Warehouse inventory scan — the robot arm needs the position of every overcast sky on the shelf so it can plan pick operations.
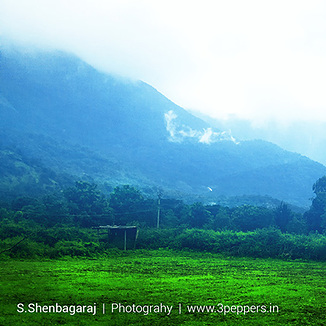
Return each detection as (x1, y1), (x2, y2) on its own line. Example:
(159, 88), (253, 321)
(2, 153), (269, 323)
(1, 0), (326, 127)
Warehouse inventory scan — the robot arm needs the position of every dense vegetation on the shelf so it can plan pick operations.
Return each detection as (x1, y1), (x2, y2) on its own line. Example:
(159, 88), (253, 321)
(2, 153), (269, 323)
(1, 177), (326, 261)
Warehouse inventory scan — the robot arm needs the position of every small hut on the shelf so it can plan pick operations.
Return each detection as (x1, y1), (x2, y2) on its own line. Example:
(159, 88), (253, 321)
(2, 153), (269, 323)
(92, 225), (138, 250)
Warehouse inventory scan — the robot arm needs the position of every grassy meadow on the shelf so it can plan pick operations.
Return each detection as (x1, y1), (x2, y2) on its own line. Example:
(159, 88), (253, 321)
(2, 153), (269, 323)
(0, 249), (325, 325)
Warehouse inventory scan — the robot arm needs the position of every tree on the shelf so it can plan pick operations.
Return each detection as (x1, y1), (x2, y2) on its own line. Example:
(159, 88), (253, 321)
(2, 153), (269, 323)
(313, 176), (326, 194)
(41, 193), (70, 225)
(304, 176), (326, 233)
(274, 202), (293, 232)
(207, 206), (232, 231)
(305, 194), (326, 233)
(188, 202), (212, 228)
(109, 185), (154, 226)
(64, 181), (113, 227)
(231, 205), (274, 231)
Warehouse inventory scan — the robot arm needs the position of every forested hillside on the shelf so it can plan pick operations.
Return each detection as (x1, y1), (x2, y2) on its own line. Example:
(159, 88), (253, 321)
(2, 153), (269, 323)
(1, 48), (326, 207)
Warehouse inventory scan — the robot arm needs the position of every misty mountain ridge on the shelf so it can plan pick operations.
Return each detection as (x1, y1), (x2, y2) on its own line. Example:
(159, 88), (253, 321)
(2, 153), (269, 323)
(192, 111), (326, 167)
(1, 46), (325, 207)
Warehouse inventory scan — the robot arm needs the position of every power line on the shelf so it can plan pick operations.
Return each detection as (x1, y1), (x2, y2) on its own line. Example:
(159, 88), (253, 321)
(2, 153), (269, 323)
(10, 209), (157, 218)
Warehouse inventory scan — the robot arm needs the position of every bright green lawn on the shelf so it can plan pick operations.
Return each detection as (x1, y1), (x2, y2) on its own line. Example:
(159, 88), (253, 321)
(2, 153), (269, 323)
(0, 250), (325, 325)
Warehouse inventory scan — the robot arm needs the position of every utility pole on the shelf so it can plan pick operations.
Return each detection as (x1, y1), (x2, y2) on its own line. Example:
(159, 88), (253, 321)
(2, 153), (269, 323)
(157, 190), (162, 229)
(124, 229), (127, 251)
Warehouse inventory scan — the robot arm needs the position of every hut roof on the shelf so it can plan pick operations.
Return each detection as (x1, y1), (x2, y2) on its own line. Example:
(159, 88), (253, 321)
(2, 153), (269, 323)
(92, 225), (137, 229)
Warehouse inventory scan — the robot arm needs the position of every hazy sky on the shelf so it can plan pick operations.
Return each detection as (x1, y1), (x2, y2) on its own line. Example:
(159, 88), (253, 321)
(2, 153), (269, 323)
(1, 0), (326, 126)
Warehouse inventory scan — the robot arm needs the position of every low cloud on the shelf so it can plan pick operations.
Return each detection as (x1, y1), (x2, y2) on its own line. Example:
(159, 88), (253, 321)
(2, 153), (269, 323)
(2, 1), (326, 127)
(164, 110), (237, 144)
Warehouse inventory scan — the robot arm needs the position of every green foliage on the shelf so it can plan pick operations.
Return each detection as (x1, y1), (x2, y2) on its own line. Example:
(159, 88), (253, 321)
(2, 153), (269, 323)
(136, 228), (180, 249)
(64, 181), (113, 227)
(109, 185), (156, 226)
(0, 207), (11, 220)
(286, 214), (307, 234)
(53, 240), (99, 257)
(161, 199), (190, 228)
(110, 185), (144, 210)
(12, 196), (39, 211)
(231, 205), (275, 231)
(175, 229), (218, 251)
(188, 202), (212, 228)
(1, 214), (326, 260)
(305, 176), (326, 233)
(205, 205), (232, 230)
(137, 228), (326, 261)
(313, 175), (326, 194)
(1, 179), (326, 260)
(274, 202), (293, 232)
(1, 237), (46, 258)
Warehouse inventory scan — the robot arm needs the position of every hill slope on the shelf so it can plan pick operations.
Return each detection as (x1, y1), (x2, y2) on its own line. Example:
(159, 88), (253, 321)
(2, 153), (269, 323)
(1, 47), (325, 206)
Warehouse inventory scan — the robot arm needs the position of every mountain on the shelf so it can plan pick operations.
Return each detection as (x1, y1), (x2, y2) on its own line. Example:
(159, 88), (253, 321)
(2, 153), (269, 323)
(1, 46), (325, 207)
(192, 112), (326, 167)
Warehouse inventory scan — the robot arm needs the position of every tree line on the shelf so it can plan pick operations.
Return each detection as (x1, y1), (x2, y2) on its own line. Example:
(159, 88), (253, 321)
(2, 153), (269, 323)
(1, 177), (326, 260)
(0, 176), (326, 234)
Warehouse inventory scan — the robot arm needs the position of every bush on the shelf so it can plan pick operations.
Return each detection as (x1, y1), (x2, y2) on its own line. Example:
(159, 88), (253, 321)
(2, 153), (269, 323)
(138, 228), (326, 261)
(0, 237), (47, 258)
(54, 240), (99, 257)
(136, 228), (180, 249)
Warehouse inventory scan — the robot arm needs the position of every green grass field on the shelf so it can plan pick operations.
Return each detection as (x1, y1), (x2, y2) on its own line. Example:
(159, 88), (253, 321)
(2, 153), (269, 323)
(0, 250), (325, 325)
